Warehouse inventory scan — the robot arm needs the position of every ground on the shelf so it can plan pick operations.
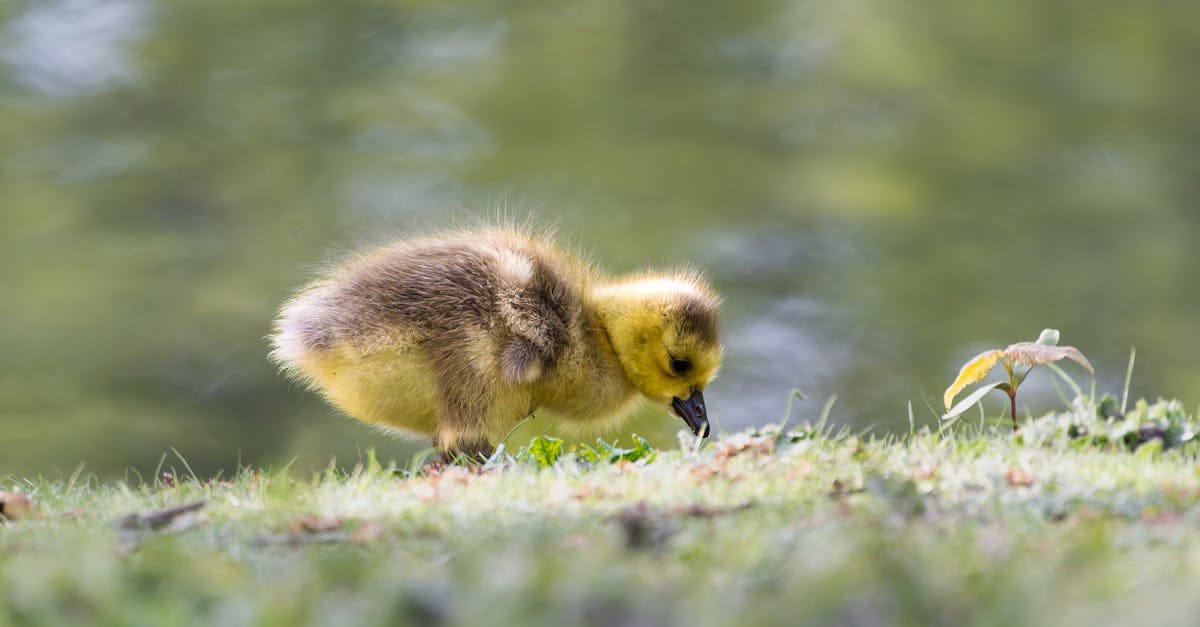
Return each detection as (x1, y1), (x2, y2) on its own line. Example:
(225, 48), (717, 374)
(2, 395), (1199, 627)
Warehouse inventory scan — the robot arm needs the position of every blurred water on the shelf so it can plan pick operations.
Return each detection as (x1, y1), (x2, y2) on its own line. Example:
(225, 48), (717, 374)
(2, 0), (145, 95)
(2, 0), (1199, 477)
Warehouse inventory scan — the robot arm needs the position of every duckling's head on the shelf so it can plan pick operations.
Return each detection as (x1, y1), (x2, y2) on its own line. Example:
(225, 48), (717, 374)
(595, 273), (723, 437)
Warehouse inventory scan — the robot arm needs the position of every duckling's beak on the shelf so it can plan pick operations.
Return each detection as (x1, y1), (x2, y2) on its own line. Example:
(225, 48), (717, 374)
(671, 390), (709, 438)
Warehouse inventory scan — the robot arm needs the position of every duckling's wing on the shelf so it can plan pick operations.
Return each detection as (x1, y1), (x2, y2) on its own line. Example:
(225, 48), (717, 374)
(494, 261), (578, 385)
(499, 339), (542, 385)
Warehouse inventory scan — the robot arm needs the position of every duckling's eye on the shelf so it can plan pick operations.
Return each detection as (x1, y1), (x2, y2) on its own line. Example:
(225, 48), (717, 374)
(670, 357), (692, 375)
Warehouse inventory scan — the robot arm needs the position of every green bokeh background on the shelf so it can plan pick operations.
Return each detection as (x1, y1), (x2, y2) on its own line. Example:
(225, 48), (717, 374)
(3, 0), (1198, 477)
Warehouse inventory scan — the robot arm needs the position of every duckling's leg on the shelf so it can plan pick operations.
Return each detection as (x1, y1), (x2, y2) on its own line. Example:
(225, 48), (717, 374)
(432, 404), (495, 464)
(434, 433), (494, 464)
(424, 333), (500, 463)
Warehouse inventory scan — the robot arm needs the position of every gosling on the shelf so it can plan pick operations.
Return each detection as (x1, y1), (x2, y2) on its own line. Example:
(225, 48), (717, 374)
(269, 227), (722, 461)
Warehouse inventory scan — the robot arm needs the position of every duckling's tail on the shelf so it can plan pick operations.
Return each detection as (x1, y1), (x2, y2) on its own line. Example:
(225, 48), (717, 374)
(268, 284), (335, 388)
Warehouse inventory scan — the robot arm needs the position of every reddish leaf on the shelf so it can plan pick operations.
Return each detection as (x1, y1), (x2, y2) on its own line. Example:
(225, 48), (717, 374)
(1004, 342), (1094, 374)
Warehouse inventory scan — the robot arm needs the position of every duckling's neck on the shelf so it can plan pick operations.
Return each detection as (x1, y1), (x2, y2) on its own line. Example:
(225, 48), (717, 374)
(589, 285), (636, 354)
(526, 303), (634, 424)
(589, 302), (621, 362)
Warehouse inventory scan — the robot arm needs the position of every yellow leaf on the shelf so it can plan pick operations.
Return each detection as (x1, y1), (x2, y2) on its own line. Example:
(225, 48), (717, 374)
(944, 349), (1004, 409)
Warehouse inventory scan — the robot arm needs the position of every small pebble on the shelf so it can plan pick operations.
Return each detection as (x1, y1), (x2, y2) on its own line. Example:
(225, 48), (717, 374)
(0, 492), (34, 520)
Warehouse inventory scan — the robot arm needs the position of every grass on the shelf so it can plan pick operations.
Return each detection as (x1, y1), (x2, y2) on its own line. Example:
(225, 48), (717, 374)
(3, 395), (1200, 627)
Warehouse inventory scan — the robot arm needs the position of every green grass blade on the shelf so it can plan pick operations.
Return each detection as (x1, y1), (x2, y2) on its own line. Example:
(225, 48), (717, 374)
(779, 388), (807, 434)
(1044, 362), (1082, 398)
(815, 394), (838, 434)
(169, 447), (199, 483)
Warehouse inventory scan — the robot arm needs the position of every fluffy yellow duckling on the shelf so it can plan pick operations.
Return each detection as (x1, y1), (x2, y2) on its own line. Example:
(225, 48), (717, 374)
(270, 227), (722, 460)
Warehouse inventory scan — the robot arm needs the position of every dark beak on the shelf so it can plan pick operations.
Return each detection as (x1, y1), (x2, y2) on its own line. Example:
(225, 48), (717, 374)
(671, 389), (710, 438)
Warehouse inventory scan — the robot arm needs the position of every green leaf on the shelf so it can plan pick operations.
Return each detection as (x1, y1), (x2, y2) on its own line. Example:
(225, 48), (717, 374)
(527, 436), (563, 467)
(581, 439), (623, 464)
(942, 381), (1006, 421)
(579, 437), (657, 464)
(1096, 395), (1120, 420)
(595, 439), (620, 462)
(1135, 438), (1162, 460)
(577, 443), (602, 465)
(628, 434), (658, 464)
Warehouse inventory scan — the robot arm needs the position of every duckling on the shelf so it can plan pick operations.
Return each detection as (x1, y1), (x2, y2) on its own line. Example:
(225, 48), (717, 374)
(269, 227), (722, 461)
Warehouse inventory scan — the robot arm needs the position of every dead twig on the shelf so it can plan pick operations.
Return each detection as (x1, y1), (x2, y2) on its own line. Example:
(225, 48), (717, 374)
(120, 501), (207, 531)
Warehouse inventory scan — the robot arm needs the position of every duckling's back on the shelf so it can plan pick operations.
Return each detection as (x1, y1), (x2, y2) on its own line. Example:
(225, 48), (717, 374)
(270, 229), (589, 439)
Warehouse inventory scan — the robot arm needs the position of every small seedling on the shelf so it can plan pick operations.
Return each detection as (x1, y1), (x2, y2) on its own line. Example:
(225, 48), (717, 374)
(943, 329), (1094, 431)
(525, 436), (564, 467)
(577, 436), (657, 465)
